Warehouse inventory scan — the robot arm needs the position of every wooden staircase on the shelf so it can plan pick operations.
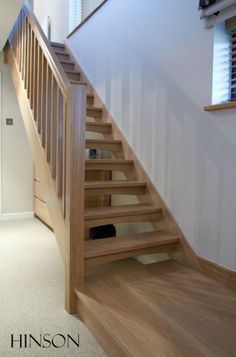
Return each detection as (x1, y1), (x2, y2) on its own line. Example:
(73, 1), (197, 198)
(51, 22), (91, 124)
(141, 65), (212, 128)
(50, 40), (201, 274)
(5, 7), (236, 356)
(5, 2), (201, 303)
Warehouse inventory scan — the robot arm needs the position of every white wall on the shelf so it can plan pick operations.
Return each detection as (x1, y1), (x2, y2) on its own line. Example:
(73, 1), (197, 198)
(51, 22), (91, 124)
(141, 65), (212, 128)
(0, 0), (24, 50)
(34, 0), (70, 42)
(82, 0), (105, 19)
(0, 53), (33, 219)
(68, 0), (236, 271)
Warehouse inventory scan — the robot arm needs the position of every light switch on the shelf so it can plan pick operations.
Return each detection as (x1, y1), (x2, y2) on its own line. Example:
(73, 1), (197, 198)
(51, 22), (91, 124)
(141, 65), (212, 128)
(6, 118), (13, 125)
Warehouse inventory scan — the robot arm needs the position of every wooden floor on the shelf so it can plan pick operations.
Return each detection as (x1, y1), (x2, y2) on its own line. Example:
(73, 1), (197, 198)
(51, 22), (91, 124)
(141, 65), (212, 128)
(76, 260), (236, 357)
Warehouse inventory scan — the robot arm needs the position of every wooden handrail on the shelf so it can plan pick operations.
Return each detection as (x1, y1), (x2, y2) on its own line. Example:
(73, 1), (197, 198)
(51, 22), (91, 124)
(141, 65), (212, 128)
(8, 2), (87, 313)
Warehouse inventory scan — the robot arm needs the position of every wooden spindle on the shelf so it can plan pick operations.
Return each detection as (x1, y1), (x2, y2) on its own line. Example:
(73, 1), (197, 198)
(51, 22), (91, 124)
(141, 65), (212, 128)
(41, 56), (47, 148)
(15, 18), (18, 63)
(50, 77), (58, 179)
(29, 29), (34, 109)
(25, 19), (29, 91)
(46, 67), (52, 162)
(22, 13), (27, 83)
(37, 46), (42, 132)
(33, 39), (38, 120)
(18, 11), (22, 71)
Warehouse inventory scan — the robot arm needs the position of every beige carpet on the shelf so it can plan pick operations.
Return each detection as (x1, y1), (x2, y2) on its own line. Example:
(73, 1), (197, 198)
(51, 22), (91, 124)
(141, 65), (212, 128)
(0, 218), (106, 356)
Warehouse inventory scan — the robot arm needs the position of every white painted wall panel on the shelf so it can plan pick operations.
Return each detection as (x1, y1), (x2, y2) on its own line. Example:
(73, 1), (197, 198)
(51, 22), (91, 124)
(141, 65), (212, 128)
(0, 0), (24, 50)
(34, 0), (70, 42)
(82, 0), (105, 19)
(68, 0), (236, 271)
(0, 53), (33, 216)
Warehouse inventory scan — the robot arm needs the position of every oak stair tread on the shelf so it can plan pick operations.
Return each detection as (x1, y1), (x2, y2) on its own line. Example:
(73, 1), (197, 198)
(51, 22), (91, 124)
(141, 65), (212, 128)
(65, 69), (81, 81)
(87, 105), (102, 109)
(86, 106), (103, 118)
(85, 180), (146, 196)
(85, 231), (179, 261)
(86, 122), (112, 134)
(65, 69), (80, 75)
(85, 159), (133, 164)
(84, 203), (162, 227)
(85, 159), (134, 172)
(54, 49), (68, 55)
(86, 139), (122, 144)
(69, 80), (87, 85)
(59, 59), (74, 65)
(85, 139), (122, 152)
(85, 181), (145, 189)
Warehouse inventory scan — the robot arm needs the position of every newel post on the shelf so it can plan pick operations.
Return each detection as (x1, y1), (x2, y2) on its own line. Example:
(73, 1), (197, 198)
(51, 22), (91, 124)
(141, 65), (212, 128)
(65, 83), (87, 313)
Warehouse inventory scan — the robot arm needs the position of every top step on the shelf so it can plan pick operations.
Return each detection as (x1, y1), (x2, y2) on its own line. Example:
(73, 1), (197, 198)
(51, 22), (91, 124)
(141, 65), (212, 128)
(51, 42), (65, 49)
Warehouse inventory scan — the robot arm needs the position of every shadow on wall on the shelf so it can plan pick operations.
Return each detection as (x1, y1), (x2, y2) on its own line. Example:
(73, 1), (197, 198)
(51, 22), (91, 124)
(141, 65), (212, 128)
(91, 42), (236, 271)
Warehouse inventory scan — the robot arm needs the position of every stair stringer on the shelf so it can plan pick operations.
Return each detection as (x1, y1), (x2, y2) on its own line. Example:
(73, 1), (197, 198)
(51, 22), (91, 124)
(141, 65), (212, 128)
(5, 43), (66, 265)
(65, 43), (202, 272)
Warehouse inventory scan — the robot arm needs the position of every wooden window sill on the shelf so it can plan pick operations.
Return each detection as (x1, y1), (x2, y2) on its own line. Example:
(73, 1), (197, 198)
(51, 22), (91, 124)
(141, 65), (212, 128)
(204, 102), (236, 111)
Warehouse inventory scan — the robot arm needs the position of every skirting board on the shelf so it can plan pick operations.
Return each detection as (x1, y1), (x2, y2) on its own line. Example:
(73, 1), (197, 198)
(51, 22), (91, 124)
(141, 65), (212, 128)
(0, 212), (34, 221)
(198, 256), (236, 290)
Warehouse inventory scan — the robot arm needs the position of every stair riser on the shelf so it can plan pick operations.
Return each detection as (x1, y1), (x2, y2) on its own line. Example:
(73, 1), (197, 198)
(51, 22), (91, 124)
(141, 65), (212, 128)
(60, 62), (75, 71)
(87, 108), (103, 118)
(85, 142), (122, 152)
(85, 186), (146, 196)
(85, 243), (179, 268)
(66, 72), (81, 81)
(86, 124), (112, 134)
(85, 211), (162, 228)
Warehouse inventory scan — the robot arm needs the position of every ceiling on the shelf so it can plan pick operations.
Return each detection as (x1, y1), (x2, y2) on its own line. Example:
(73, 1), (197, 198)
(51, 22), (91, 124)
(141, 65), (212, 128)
(0, 0), (25, 50)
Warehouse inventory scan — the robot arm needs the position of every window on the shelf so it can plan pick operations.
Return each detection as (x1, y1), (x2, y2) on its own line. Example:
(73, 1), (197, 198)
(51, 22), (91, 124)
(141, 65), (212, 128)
(227, 17), (236, 101)
(200, 3), (236, 109)
(212, 22), (231, 104)
(211, 16), (236, 105)
(69, 0), (82, 33)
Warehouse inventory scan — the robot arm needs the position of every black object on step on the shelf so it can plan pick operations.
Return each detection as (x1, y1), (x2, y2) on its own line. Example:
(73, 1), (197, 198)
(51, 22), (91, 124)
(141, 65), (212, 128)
(89, 149), (97, 159)
(89, 225), (116, 240)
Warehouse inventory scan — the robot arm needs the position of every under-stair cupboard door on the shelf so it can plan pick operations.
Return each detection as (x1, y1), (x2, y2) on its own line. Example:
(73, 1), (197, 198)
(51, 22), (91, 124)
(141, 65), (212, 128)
(33, 164), (53, 229)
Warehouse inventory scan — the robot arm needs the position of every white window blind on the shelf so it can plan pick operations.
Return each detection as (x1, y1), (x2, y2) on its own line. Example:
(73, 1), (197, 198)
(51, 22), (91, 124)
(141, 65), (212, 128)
(212, 23), (231, 104)
(69, 0), (82, 33)
(230, 31), (236, 100)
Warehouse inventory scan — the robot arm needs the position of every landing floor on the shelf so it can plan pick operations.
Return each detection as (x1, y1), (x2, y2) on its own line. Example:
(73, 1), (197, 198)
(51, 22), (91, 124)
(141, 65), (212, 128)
(78, 259), (236, 357)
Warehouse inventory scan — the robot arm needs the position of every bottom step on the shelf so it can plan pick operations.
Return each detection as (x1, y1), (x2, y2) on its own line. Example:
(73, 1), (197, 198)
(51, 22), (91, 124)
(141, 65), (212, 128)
(85, 231), (179, 267)
(76, 260), (236, 357)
